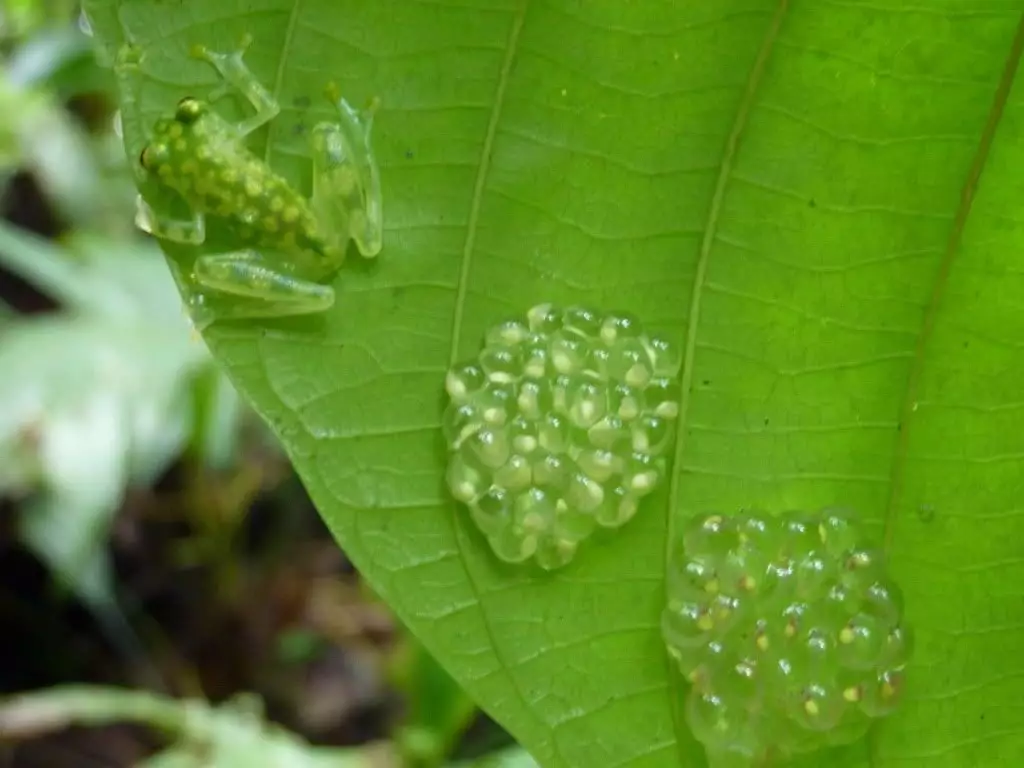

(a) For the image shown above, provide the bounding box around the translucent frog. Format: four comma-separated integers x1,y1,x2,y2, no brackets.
133,35,382,328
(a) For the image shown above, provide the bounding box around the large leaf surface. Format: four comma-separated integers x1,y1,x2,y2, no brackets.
87,1,1024,765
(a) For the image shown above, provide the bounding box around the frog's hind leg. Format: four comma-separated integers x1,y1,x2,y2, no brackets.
190,35,280,137
192,250,334,315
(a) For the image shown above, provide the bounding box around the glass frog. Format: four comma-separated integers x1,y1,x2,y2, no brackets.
133,35,382,328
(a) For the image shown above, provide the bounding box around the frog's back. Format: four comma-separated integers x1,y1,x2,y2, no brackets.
143,102,334,264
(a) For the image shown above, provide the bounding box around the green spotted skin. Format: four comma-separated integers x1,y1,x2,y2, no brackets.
141,100,340,276
129,37,383,328
443,303,683,570
663,509,913,764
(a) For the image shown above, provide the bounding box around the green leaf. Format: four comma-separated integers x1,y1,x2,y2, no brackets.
86,1,1024,766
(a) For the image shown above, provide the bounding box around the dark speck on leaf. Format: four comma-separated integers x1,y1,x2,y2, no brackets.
294,95,311,109
702,380,710,386
809,198,817,207
405,149,414,159
917,504,936,523
763,418,769,426
292,122,307,137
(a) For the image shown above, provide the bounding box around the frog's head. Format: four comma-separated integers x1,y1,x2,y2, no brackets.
139,97,209,176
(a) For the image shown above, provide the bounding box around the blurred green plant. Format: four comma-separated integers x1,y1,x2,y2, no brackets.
0,685,538,768
0,221,247,652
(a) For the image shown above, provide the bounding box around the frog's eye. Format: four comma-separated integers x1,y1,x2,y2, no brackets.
140,143,169,171
174,97,204,124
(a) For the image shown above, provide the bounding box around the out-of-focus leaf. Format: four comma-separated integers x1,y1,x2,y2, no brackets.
0,686,398,768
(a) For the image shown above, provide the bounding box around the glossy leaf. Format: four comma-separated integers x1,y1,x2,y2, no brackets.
87,1,1024,766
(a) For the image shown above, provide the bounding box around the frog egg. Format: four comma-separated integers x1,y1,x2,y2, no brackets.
609,383,643,421
526,302,563,333
667,556,719,602
561,305,603,339
469,487,513,538
534,535,578,571
879,624,914,669
817,508,857,555
836,613,887,670
492,454,532,494
794,551,838,600
642,376,682,421
479,345,523,384
532,452,572,494
551,374,572,415
552,497,597,543
538,413,570,454
864,581,904,625
471,383,515,427
489,524,538,564
507,415,539,456
841,548,885,590
595,484,640,528
587,414,631,452
683,514,740,561
789,680,844,732
622,452,663,496
859,668,905,718
442,402,483,450
662,600,715,660
567,380,607,429
644,334,683,378
565,472,605,513
780,514,821,560
575,448,621,483
586,345,611,380
466,427,511,470
630,413,673,455
521,335,550,379
607,339,655,389
685,689,762,760
485,318,530,348
549,331,589,375
599,311,644,347
512,487,556,538
446,452,489,504
516,379,553,421
445,361,486,402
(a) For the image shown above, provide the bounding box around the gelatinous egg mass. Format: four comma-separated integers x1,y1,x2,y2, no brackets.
663,509,912,764
443,303,682,570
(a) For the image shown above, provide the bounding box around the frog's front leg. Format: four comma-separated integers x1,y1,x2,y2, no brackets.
310,86,384,258
190,35,280,137
190,250,334,325
135,197,206,245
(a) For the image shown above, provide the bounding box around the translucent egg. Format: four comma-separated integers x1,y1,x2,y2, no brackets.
836,613,886,670
442,401,482,449
470,487,512,537
479,344,523,384
492,454,532,493
532,452,572,493
508,415,539,456
473,383,515,427
789,680,844,732
683,513,740,561
485,318,530,347
607,338,654,388
645,334,682,378
535,536,578,571
566,472,604,513
599,312,644,347
630,413,673,455
538,413,569,454
516,379,553,421
595,484,640,528
575,448,621,483
526,302,562,333
466,427,511,469
561,305,602,339
445,362,485,402
567,380,607,429
552,498,597,543
860,669,904,718
587,414,631,451
512,487,555,537
609,382,642,421
446,453,488,503
549,332,588,375
642,377,681,420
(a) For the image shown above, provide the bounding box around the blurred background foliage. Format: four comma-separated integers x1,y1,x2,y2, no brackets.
0,3,533,766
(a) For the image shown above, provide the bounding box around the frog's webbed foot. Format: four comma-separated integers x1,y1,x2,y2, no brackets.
310,84,384,259
187,250,335,327
135,196,206,245
189,34,280,137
